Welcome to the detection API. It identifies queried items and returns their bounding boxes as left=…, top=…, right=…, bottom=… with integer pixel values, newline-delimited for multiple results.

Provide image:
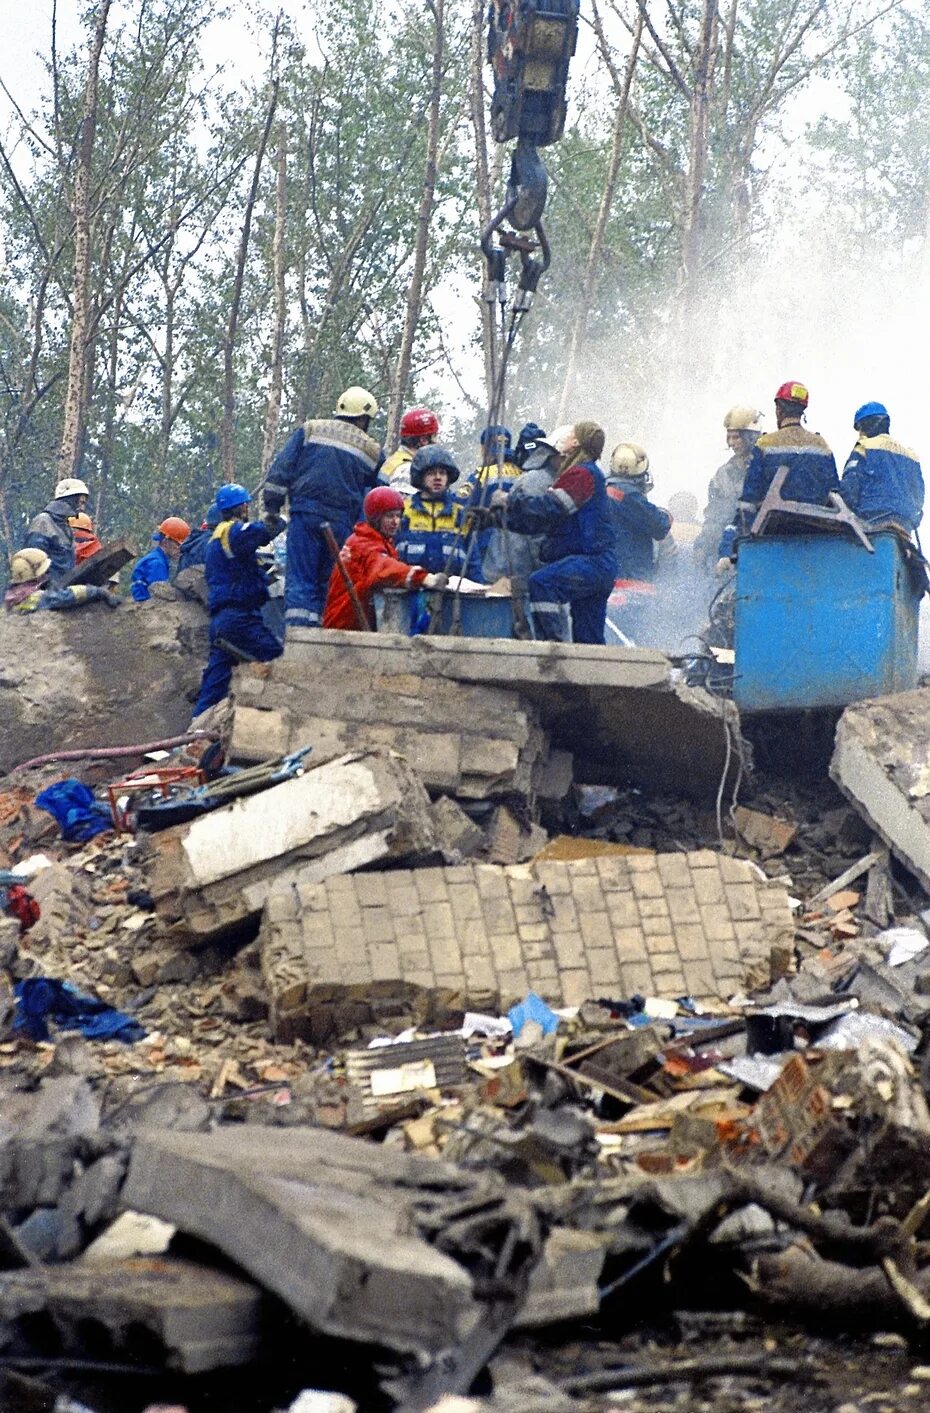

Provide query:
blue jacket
left=507, top=459, right=617, bottom=571
left=264, top=419, right=383, bottom=521
left=131, top=542, right=170, bottom=602
left=740, top=423, right=839, bottom=513
left=840, top=433, right=924, bottom=531
left=396, top=491, right=473, bottom=577
left=24, top=499, right=77, bottom=586
left=606, top=479, right=672, bottom=580
left=204, top=518, right=274, bottom=615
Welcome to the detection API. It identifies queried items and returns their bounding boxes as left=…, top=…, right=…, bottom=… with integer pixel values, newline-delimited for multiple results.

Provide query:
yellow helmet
left=334, top=386, right=379, bottom=418
left=723, top=405, right=762, bottom=432
left=10, top=548, right=52, bottom=584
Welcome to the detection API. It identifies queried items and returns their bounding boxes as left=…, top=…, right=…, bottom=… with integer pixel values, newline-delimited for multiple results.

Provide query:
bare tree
left=261, top=125, right=288, bottom=472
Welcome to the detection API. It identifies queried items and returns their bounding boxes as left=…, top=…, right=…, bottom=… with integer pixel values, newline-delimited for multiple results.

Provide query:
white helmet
left=9, top=548, right=52, bottom=584
left=334, top=386, right=379, bottom=418
left=609, top=442, right=650, bottom=477
left=723, top=405, right=762, bottom=432
left=549, top=424, right=578, bottom=455
left=55, top=477, right=90, bottom=499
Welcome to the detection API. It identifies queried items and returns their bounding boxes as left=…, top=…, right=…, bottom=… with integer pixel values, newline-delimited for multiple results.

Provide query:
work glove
left=102, top=590, right=121, bottom=608
left=423, top=572, right=448, bottom=590
left=488, top=488, right=509, bottom=511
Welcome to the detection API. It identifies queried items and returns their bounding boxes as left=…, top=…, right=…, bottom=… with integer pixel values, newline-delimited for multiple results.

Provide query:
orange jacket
left=323, top=521, right=428, bottom=630
left=69, top=516, right=103, bottom=562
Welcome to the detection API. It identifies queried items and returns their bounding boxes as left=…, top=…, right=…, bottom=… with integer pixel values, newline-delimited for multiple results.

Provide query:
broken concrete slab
left=121, top=1126, right=484, bottom=1354
left=0, top=1256, right=262, bottom=1373
left=259, top=853, right=794, bottom=1042
left=238, top=628, right=742, bottom=801
left=514, top=1228, right=607, bottom=1328
left=138, top=748, right=440, bottom=943
left=831, top=689, right=930, bottom=893
left=0, top=595, right=209, bottom=773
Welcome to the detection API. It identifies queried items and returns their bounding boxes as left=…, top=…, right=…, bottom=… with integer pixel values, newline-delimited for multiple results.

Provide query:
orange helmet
left=774, top=380, right=809, bottom=406
left=158, top=516, right=191, bottom=544
left=69, top=511, right=93, bottom=531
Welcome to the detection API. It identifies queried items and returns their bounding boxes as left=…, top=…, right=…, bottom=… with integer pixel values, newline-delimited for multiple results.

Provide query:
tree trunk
left=469, top=0, right=497, bottom=408
left=556, top=15, right=642, bottom=424
left=678, top=0, right=718, bottom=294
left=386, top=0, right=445, bottom=447
left=261, top=125, right=288, bottom=472
left=58, top=0, right=112, bottom=482
left=220, top=75, right=279, bottom=484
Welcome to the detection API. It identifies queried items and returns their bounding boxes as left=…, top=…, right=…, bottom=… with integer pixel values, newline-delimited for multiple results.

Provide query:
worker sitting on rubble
left=323, top=487, right=446, bottom=631
left=4, top=549, right=119, bottom=614
left=693, top=406, right=762, bottom=572
left=263, top=386, right=384, bottom=631
left=840, top=401, right=924, bottom=534
left=178, top=501, right=223, bottom=571
left=604, top=443, right=672, bottom=644
left=25, top=477, right=91, bottom=588
left=725, top=381, right=839, bottom=557
left=131, top=518, right=192, bottom=602
left=490, top=421, right=616, bottom=644
left=382, top=406, right=441, bottom=497
left=191, top=484, right=284, bottom=718
left=395, top=446, right=473, bottom=578
left=68, top=511, right=103, bottom=563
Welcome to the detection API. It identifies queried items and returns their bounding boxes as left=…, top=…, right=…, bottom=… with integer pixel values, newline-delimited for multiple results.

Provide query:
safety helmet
left=668, top=491, right=700, bottom=521
left=55, top=477, right=89, bottom=500
left=410, top=445, right=460, bottom=488
left=549, top=425, right=578, bottom=455
left=334, top=386, right=379, bottom=419
left=68, top=512, right=94, bottom=531
left=854, top=400, right=889, bottom=426
left=9, top=548, right=52, bottom=584
left=215, top=483, right=251, bottom=513
left=400, top=407, right=440, bottom=440
left=723, top=405, right=762, bottom=432
left=774, top=381, right=809, bottom=407
left=364, top=487, right=405, bottom=522
left=610, top=442, right=650, bottom=478
left=157, top=516, right=192, bottom=544
left=480, top=424, right=512, bottom=451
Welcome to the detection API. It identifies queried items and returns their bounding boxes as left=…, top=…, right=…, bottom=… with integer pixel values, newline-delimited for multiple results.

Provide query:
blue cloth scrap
left=508, top=991, right=560, bottom=1038
left=34, top=779, right=112, bottom=842
left=14, top=978, right=145, bottom=1044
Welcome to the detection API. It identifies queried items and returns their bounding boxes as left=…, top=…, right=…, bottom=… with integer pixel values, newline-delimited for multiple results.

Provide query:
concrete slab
left=139, top=748, right=439, bottom=943
left=0, top=1256, right=262, bottom=1373
left=259, top=853, right=794, bottom=1042
left=121, top=1126, right=483, bottom=1354
left=234, top=629, right=741, bottom=801
left=831, top=689, right=930, bottom=892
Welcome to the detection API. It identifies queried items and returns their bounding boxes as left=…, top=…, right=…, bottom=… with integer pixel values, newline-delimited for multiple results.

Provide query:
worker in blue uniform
left=492, top=421, right=617, bottom=643
left=395, top=446, right=473, bottom=578
left=604, top=442, right=672, bottom=644
left=191, top=483, right=284, bottom=718
left=730, top=380, right=839, bottom=550
left=459, top=425, right=525, bottom=582
left=130, top=517, right=191, bottom=601
left=840, top=401, right=924, bottom=534
left=263, top=385, right=384, bottom=631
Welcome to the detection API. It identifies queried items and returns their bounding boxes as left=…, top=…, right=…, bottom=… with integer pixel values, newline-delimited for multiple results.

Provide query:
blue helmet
left=410, top=444, right=460, bottom=487
left=480, top=424, right=511, bottom=451
left=854, top=400, right=889, bottom=426
left=215, top=482, right=251, bottom=512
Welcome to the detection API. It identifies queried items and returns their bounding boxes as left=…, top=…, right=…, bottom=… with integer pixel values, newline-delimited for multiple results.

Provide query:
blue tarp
left=34, top=780, right=111, bottom=842
left=14, top=977, right=145, bottom=1044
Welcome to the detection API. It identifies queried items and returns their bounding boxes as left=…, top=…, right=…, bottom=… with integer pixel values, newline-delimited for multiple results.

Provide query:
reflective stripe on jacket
left=840, top=433, right=924, bottom=531
left=264, top=419, right=384, bottom=519
left=204, top=519, right=274, bottom=615
left=396, top=492, right=471, bottom=576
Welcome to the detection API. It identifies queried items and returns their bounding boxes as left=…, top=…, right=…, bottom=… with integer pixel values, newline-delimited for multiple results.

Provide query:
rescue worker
left=395, top=446, right=473, bottom=578
left=178, top=502, right=223, bottom=571
left=605, top=443, right=672, bottom=644
left=459, top=426, right=524, bottom=581
left=514, top=421, right=546, bottom=468
left=840, top=401, right=924, bottom=534
left=131, top=518, right=192, bottom=602
left=191, top=484, right=284, bottom=718
left=4, top=549, right=119, bottom=614
left=505, top=430, right=566, bottom=582
left=382, top=407, right=440, bottom=497
left=693, top=406, right=762, bottom=571
left=731, top=381, right=839, bottom=551
left=264, top=386, right=384, bottom=630
left=459, top=426, right=522, bottom=502
left=491, top=421, right=616, bottom=644
left=68, top=511, right=103, bottom=563
left=25, top=477, right=91, bottom=587
left=323, top=487, right=447, bottom=631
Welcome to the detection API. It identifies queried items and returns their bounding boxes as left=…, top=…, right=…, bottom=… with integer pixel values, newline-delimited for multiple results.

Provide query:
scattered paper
left=370, top=1059, right=437, bottom=1096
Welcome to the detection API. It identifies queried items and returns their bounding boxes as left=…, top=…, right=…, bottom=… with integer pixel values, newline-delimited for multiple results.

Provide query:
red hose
left=10, top=731, right=219, bottom=773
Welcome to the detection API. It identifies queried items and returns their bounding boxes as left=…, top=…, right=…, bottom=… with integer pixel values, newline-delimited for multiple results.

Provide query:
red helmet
left=400, top=406, right=439, bottom=440
left=774, top=380, right=809, bottom=406
left=364, top=487, right=405, bottom=522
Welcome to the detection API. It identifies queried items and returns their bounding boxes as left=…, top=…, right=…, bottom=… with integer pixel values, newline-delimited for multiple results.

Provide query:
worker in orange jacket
left=322, top=487, right=447, bottom=630
left=68, top=511, right=103, bottom=563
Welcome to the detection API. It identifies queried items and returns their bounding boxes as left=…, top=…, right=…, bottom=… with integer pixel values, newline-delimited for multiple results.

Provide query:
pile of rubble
left=3, top=628, right=930, bottom=1411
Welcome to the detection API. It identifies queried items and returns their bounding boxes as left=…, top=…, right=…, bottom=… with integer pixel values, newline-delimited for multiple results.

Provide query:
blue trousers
left=193, top=607, right=282, bottom=717
left=528, top=554, right=615, bottom=645
left=284, top=511, right=351, bottom=631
